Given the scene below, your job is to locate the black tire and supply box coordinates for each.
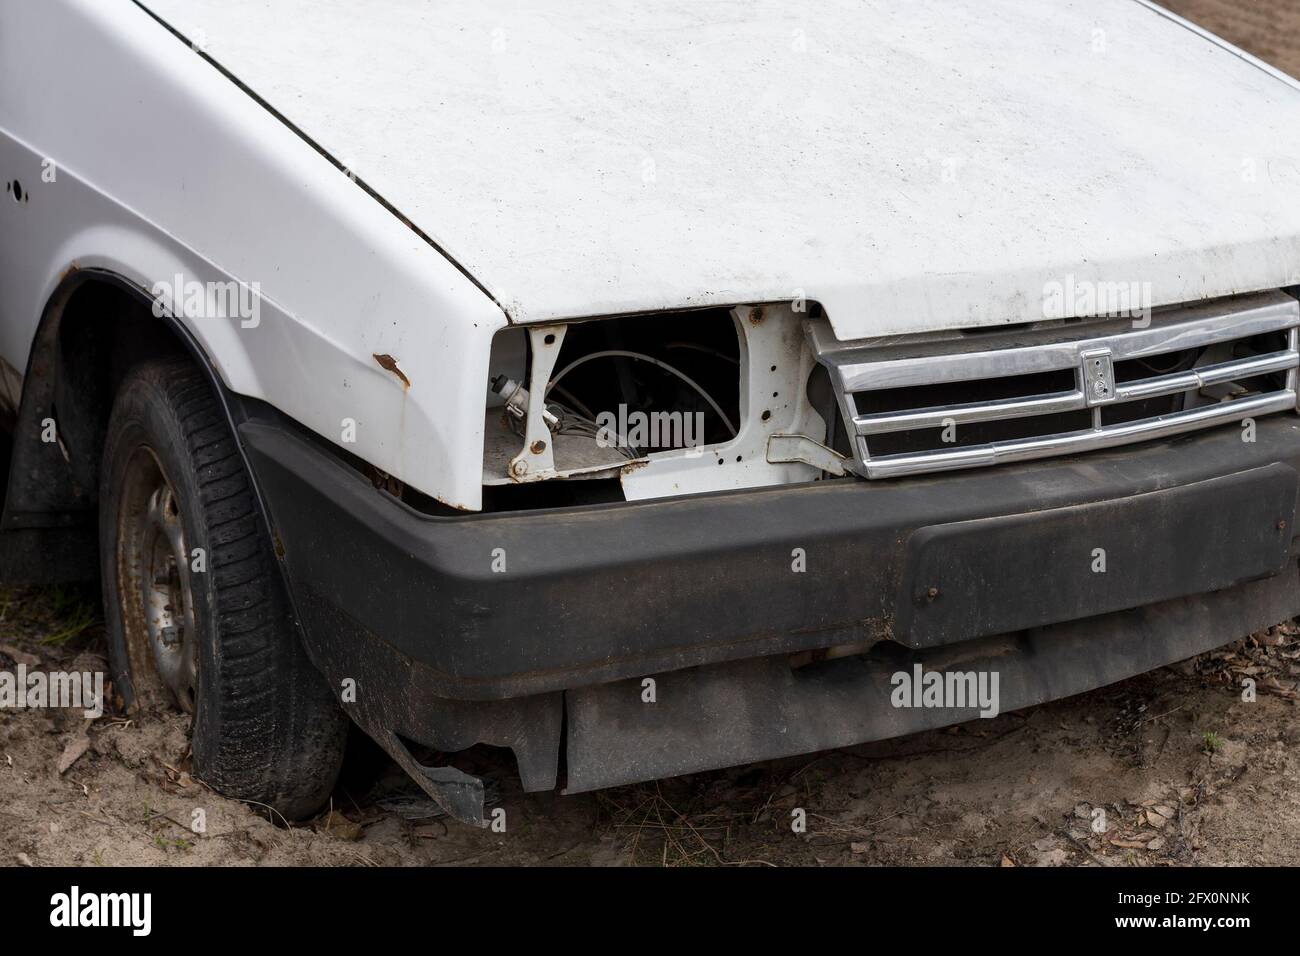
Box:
[99,355,347,820]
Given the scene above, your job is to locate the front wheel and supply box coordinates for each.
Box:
[99,356,347,820]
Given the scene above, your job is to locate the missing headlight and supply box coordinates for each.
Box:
[483,309,741,487]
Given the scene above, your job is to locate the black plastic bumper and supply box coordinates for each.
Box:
[239,412,1300,811]
[242,416,1300,695]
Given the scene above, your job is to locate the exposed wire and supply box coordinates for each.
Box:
[547,350,739,437]
[663,341,741,365]
[507,398,639,460]
[549,382,597,421]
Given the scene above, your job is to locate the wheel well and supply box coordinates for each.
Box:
[54,279,190,497]
[0,272,193,583]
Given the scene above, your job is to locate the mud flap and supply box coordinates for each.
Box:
[380,731,487,827]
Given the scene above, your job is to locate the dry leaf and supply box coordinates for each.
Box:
[316,812,364,841]
[1260,677,1298,699]
[1109,837,1149,849]
[56,732,91,775]
[0,644,39,666]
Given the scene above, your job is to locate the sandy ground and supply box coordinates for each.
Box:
[4,2,1300,868]
[4,584,1300,868]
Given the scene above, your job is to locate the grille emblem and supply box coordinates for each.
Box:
[1081,348,1115,405]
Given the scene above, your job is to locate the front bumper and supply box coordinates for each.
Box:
[239,411,1300,817]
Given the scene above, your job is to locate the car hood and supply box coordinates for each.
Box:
[142,0,1300,341]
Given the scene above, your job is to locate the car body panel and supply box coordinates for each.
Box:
[0,0,506,511]
[141,0,1300,338]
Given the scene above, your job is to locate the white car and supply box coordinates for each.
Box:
[4,0,1300,825]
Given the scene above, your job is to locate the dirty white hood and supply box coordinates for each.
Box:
[142,0,1300,341]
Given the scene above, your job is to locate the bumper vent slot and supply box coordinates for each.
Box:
[809,291,1300,479]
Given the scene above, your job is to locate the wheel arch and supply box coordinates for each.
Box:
[0,267,275,585]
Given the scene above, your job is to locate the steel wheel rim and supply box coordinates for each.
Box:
[118,446,199,712]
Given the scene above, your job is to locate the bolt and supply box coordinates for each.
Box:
[926,586,939,600]
[510,460,529,477]
[160,625,179,647]
[530,439,547,454]
[1279,519,1287,531]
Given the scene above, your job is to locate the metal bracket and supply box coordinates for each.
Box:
[766,433,850,476]
[508,325,567,482]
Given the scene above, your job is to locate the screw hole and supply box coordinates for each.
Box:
[11,180,23,203]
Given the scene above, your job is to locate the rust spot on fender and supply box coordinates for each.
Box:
[372,353,410,389]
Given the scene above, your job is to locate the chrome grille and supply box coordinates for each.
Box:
[809,291,1300,479]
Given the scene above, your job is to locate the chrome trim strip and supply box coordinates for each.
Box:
[1115,350,1299,401]
[853,353,1299,435]
[854,390,1086,434]
[831,296,1298,393]
[859,391,1296,479]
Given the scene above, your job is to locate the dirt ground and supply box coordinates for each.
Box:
[5,2,1300,868]
[3,584,1300,867]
